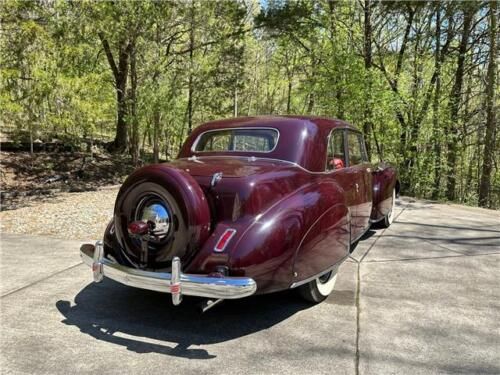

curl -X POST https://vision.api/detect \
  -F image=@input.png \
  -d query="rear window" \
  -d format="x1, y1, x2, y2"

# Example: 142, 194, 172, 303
193, 128, 279, 153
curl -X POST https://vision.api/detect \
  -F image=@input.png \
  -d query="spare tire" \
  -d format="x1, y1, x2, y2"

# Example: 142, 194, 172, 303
113, 164, 211, 269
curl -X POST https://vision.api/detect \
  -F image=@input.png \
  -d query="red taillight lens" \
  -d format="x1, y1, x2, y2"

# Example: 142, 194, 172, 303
214, 229, 236, 252
128, 221, 149, 235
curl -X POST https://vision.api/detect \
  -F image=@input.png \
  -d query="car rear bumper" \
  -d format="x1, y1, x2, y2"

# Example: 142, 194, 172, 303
80, 241, 257, 305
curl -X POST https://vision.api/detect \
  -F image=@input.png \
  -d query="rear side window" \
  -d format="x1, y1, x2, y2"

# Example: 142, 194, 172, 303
326, 131, 346, 170
347, 132, 368, 165
194, 128, 278, 153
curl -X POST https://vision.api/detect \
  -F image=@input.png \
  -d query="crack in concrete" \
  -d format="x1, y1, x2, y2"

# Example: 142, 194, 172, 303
354, 258, 361, 375
363, 251, 500, 263
349, 199, 500, 374
351, 202, 409, 375
1, 262, 83, 299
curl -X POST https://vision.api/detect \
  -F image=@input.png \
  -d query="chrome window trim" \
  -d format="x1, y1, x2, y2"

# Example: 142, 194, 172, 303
191, 127, 280, 154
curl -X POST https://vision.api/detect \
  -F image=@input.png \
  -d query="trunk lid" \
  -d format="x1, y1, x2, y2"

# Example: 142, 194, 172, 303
169, 157, 289, 178
169, 157, 309, 222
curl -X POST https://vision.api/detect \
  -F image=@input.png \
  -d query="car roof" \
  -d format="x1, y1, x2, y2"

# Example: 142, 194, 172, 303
193, 115, 359, 133
179, 116, 361, 172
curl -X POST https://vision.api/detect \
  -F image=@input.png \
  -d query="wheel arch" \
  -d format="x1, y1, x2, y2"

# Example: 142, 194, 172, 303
291, 182, 350, 285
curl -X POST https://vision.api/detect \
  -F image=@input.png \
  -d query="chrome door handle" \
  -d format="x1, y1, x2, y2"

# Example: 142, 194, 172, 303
355, 183, 359, 192
366, 168, 372, 173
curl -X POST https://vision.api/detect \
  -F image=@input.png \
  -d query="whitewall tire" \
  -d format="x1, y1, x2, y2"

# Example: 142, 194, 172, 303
382, 188, 396, 228
297, 268, 338, 303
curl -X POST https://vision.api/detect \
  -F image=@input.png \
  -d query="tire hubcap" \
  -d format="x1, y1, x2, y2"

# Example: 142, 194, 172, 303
134, 194, 173, 243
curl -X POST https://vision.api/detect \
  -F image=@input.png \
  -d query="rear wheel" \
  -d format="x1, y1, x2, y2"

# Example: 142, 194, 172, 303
380, 188, 396, 228
297, 268, 338, 303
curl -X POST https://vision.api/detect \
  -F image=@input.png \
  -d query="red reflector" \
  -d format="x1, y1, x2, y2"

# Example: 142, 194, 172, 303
170, 283, 181, 294
214, 229, 236, 252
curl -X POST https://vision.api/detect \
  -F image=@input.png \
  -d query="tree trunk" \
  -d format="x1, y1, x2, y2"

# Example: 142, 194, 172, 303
153, 110, 160, 163
306, 54, 317, 114
29, 123, 34, 155
432, 3, 442, 199
187, 1, 195, 134
446, 5, 474, 201
187, 74, 194, 133
478, 1, 497, 207
142, 122, 150, 154
178, 105, 189, 151
307, 93, 315, 114
99, 33, 131, 153
363, 0, 373, 160
284, 48, 294, 115
164, 128, 170, 161
286, 80, 292, 114
115, 70, 128, 152
234, 84, 238, 117
129, 41, 139, 165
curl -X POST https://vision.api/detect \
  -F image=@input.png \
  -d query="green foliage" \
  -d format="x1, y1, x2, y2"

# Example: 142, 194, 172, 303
0, 0, 498, 208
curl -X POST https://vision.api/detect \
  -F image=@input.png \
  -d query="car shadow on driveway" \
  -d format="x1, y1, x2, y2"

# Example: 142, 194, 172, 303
56, 281, 313, 359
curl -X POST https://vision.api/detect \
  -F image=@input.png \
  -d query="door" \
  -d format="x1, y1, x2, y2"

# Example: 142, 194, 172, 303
346, 131, 373, 238
326, 130, 364, 241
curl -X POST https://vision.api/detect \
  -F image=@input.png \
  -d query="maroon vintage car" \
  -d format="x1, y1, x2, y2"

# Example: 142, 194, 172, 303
80, 116, 398, 310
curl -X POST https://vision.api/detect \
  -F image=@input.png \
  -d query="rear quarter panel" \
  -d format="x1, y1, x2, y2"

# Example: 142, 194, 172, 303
371, 165, 398, 222
186, 179, 350, 294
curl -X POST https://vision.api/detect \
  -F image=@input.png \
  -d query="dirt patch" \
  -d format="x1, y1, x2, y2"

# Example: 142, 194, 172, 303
0, 151, 136, 211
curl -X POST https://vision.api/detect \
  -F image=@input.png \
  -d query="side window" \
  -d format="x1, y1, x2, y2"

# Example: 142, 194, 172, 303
347, 132, 368, 165
326, 131, 346, 170
359, 134, 369, 162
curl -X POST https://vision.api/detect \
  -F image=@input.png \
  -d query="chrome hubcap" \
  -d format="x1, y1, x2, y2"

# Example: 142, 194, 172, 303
135, 196, 172, 242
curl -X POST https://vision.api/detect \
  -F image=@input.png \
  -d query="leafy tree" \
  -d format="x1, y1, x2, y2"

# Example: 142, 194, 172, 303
0, 0, 498, 208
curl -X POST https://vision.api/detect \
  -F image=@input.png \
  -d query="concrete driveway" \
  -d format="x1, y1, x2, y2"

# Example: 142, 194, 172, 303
1, 198, 499, 374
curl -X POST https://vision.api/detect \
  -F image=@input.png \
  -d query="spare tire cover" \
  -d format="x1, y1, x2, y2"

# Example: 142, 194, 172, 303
114, 164, 211, 268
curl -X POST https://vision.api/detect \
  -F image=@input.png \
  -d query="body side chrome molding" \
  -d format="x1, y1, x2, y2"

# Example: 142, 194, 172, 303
289, 259, 344, 289
350, 224, 372, 244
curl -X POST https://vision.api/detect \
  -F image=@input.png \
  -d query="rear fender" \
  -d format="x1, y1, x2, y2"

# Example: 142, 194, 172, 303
187, 181, 349, 294
371, 165, 398, 221
292, 201, 350, 283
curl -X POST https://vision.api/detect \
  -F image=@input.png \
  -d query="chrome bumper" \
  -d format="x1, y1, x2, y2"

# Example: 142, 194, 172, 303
80, 241, 257, 305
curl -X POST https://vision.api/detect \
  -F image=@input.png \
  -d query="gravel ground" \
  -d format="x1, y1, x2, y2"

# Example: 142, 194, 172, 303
0, 187, 118, 241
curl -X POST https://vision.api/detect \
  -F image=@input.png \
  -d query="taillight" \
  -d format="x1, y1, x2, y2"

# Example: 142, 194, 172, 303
214, 228, 236, 252
128, 221, 149, 236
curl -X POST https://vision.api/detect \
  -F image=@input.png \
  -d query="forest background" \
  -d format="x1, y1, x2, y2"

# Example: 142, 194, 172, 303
1, 0, 498, 208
